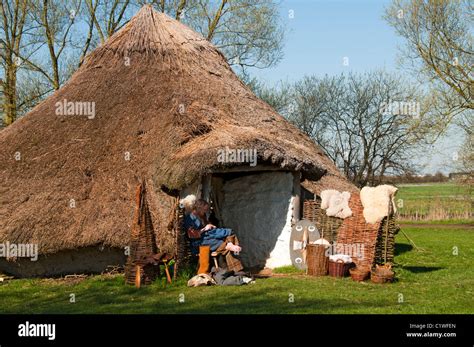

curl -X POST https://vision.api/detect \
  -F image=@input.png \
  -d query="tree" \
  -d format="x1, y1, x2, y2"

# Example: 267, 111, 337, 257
0, 0, 30, 126
25, 0, 83, 90
276, 72, 433, 187
84, 0, 131, 42
1, 0, 285, 127
145, 0, 285, 74
244, 75, 292, 115
384, 0, 473, 132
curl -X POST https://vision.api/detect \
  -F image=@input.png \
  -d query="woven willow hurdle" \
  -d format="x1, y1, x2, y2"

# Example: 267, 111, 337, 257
336, 193, 381, 269
373, 215, 400, 265
303, 198, 343, 242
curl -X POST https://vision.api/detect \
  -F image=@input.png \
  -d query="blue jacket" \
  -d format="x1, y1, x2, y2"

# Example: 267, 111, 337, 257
183, 213, 232, 254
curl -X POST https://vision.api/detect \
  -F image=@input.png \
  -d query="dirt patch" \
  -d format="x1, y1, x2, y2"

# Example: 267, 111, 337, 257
251, 268, 306, 279
38, 275, 89, 286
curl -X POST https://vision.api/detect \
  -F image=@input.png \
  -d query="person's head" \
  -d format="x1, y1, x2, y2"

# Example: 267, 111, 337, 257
179, 194, 196, 213
193, 199, 209, 218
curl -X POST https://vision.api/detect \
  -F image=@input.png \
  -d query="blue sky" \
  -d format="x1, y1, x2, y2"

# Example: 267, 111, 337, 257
253, 0, 401, 83
251, 0, 463, 175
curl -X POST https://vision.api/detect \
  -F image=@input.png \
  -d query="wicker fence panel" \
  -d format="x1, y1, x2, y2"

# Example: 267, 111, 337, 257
303, 198, 343, 242
373, 216, 400, 265
336, 193, 381, 270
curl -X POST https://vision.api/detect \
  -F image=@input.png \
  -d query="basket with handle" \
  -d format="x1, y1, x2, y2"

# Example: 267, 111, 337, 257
328, 259, 351, 277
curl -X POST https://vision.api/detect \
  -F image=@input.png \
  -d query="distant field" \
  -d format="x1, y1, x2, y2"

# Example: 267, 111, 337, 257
395, 182, 473, 222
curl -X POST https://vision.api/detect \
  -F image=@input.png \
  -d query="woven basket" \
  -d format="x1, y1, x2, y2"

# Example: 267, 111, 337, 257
371, 264, 394, 284
125, 183, 159, 285
370, 271, 394, 284
306, 244, 328, 276
328, 259, 352, 278
349, 267, 370, 282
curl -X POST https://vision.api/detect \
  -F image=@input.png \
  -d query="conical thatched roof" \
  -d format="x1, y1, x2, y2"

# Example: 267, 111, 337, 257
0, 5, 355, 256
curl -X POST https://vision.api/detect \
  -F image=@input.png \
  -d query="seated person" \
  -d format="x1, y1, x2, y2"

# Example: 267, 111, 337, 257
182, 198, 243, 272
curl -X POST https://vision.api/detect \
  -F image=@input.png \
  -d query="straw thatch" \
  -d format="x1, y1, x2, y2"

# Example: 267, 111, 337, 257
0, 6, 355, 262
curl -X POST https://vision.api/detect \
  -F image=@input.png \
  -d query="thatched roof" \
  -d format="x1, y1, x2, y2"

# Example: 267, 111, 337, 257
0, 5, 355, 255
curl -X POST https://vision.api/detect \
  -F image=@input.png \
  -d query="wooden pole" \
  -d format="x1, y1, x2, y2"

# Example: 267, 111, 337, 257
135, 265, 141, 288
383, 201, 391, 264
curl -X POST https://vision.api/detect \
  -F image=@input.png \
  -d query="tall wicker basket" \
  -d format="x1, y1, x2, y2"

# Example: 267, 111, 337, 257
306, 244, 328, 276
124, 182, 160, 286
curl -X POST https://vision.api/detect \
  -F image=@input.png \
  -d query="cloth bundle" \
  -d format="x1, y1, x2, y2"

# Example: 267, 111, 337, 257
360, 185, 398, 224
320, 190, 352, 219
329, 254, 353, 263
312, 238, 331, 246
187, 268, 254, 287
210, 267, 254, 286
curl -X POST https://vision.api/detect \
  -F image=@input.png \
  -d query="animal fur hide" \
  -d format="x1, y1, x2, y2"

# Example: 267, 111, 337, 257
187, 273, 216, 287
360, 185, 398, 224
320, 190, 352, 219
320, 189, 339, 209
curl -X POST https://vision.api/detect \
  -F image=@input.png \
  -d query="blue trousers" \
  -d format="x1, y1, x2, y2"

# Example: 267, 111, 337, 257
201, 228, 233, 251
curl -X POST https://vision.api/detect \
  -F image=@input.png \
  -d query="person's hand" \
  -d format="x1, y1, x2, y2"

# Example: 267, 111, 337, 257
203, 224, 215, 231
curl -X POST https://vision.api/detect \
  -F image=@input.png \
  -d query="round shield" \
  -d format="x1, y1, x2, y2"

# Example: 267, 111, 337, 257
289, 219, 320, 270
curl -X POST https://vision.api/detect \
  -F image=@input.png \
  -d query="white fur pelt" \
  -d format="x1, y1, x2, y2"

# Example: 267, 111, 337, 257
320, 190, 338, 210
179, 194, 196, 213
360, 185, 398, 224
320, 190, 352, 219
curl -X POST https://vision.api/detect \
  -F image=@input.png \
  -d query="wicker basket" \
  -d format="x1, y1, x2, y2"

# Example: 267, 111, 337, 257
306, 244, 328, 276
371, 272, 394, 284
349, 267, 370, 282
328, 259, 352, 278
125, 183, 159, 286
371, 264, 394, 284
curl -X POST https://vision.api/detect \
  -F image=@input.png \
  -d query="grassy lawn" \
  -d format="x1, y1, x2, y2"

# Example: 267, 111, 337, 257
396, 183, 473, 221
396, 182, 470, 197
0, 225, 472, 314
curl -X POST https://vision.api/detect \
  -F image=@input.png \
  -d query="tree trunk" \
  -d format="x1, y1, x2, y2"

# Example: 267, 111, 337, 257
3, 56, 18, 126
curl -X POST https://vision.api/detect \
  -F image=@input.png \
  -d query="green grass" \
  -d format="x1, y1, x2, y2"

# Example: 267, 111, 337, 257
397, 182, 469, 197
0, 225, 472, 314
272, 265, 305, 274
396, 182, 473, 221
400, 219, 473, 225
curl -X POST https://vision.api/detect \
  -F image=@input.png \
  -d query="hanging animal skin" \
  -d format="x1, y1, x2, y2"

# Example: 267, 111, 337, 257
289, 220, 320, 270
